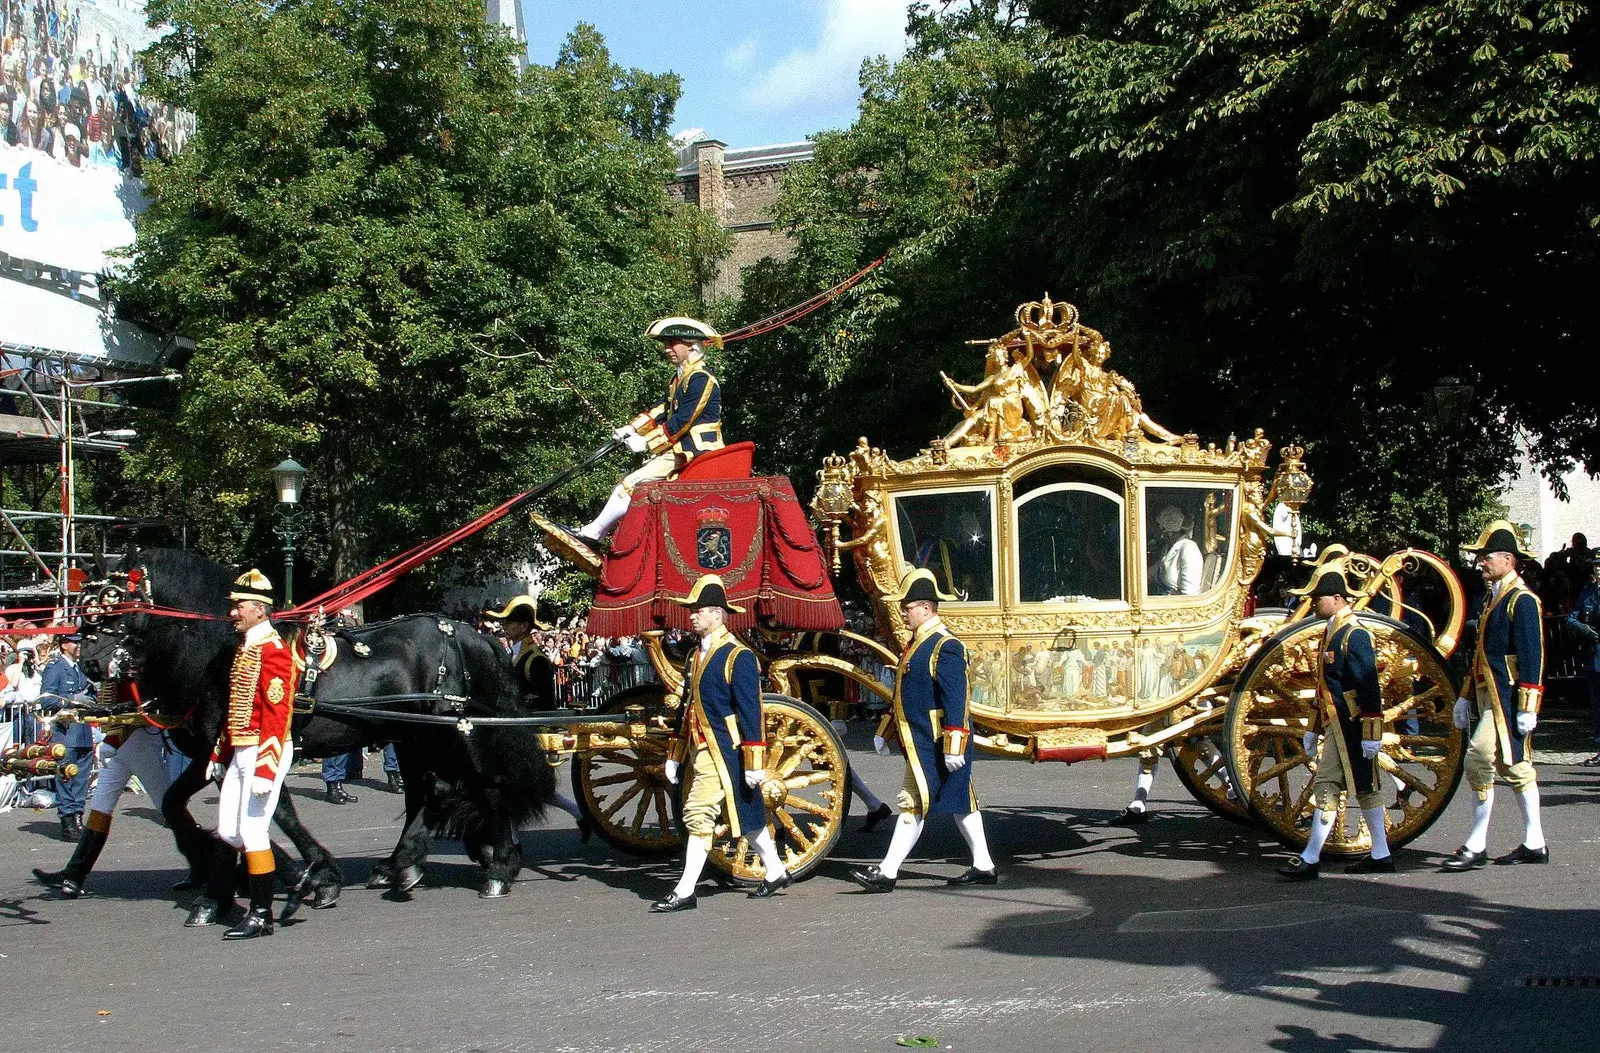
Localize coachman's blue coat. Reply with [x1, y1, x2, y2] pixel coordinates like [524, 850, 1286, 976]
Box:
[1318, 610, 1383, 796]
[894, 616, 976, 815]
[678, 627, 769, 837]
[1464, 573, 1544, 764]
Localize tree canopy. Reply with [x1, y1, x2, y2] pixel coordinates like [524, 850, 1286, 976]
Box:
[113, 1, 723, 593]
[726, 0, 1599, 555]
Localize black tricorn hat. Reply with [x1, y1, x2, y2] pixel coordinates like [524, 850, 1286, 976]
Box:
[675, 574, 746, 614]
[1289, 559, 1360, 600]
[886, 567, 956, 606]
[1462, 519, 1533, 560]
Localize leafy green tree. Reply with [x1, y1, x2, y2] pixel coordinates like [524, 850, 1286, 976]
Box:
[114, 2, 723, 592]
[729, 0, 1598, 557]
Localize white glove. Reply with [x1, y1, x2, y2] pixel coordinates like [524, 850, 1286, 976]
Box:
[744, 768, 767, 789]
[1302, 731, 1318, 756]
[943, 752, 966, 772]
[624, 430, 649, 454]
[872, 735, 890, 757]
[1452, 697, 1472, 729]
[250, 776, 274, 798]
[610, 425, 632, 442]
[663, 758, 679, 784]
[1517, 711, 1537, 735]
[1360, 739, 1382, 759]
[206, 761, 224, 783]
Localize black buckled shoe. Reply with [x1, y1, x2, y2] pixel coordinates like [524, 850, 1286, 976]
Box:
[184, 897, 229, 927]
[1108, 807, 1149, 826]
[1440, 846, 1488, 872]
[1344, 854, 1397, 874]
[649, 891, 697, 913]
[748, 872, 793, 899]
[1494, 844, 1549, 865]
[1277, 857, 1319, 881]
[860, 803, 893, 833]
[222, 906, 274, 940]
[947, 867, 998, 886]
[847, 865, 897, 893]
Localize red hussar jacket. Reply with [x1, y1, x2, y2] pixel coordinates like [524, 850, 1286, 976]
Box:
[211, 620, 294, 782]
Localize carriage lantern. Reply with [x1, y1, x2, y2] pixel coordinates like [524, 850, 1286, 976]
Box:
[811, 453, 856, 571]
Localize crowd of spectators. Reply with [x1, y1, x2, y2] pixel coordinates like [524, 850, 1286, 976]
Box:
[1, 0, 191, 173]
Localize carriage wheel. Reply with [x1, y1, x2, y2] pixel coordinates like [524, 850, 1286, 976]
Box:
[572, 685, 684, 858]
[707, 695, 849, 886]
[1224, 614, 1465, 857]
[1166, 691, 1251, 825]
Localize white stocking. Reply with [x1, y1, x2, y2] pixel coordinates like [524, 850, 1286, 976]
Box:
[1361, 807, 1391, 860]
[878, 813, 924, 878]
[1465, 789, 1493, 853]
[672, 836, 711, 898]
[1514, 788, 1545, 850]
[956, 811, 994, 872]
[850, 769, 885, 811]
[1129, 768, 1155, 811]
[582, 486, 633, 541]
[752, 828, 788, 878]
[1301, 808, 1336, 864]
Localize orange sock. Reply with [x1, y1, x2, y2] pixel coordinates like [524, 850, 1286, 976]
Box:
[245, 849, 275, 876]
[85, 810, 113, 834]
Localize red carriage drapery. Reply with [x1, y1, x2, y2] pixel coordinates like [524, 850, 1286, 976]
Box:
[585, 477, 844, 636]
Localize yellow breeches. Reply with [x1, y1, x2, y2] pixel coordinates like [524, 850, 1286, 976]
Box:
[681, 747, 726, 838]
[1311, 734, 1384, 813]
[621, 453, 679, 494]
[1465, 711, 1536, 796]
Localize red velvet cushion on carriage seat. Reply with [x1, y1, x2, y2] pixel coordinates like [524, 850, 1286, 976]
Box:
[676, 442, 755, 481]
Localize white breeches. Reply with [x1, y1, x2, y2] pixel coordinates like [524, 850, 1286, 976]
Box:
[89, 727, 171, 815]
[216, 744, 293, 852]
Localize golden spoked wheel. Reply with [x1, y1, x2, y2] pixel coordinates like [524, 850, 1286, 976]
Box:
[1166, 692, 1251, 824]
[1224, 615, 1465, 856]
[572, 685, 684, 858]
[708, 694, 849, 886]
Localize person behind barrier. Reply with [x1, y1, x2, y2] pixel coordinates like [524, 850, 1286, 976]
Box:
[40, 631, 95, 843]
[653, 575, 788, 912]
[184, 569, 294, 939]
[848, 568, 997, 893]
[1566, 555, 1600, 767]
[1276, 560, 1393, 880]
[1442, 521, 1550, 871]
[573, 317, 725, 546]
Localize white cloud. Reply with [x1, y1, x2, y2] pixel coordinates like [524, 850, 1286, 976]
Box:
[743, 0, 910, 115]
[724, 37, 759, 71]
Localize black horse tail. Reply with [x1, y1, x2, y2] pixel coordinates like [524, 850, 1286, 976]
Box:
[457, 629, 558, 830]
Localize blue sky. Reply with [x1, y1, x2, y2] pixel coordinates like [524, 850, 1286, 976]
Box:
[519, 0, 911, 147]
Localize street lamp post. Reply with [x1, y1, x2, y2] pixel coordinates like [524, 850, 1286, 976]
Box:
[1430, 377, 1475, 570]
[271, 459, 307, 605]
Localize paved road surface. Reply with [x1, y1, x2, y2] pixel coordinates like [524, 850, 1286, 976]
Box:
[3, 718, 1597, 1053]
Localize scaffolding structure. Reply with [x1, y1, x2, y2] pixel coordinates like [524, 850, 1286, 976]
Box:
[0, 340, 179, 609]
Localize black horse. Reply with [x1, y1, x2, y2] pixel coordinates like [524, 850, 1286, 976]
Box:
[77, 547, 557, 902]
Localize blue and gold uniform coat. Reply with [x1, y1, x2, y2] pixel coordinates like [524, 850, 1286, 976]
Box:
[633, 354, 724, 459]
[894, 615, 976, 815]
[1463, 572, 1544, 763]
[671, 625, 768, 837]
[1316, 608, 1384, 796]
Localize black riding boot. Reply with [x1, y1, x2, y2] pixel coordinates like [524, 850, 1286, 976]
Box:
[33, 823, 109, 897]
[385, 772, 403, 794]
[223, 870, 275, 940]
[185, 841, 239, 927]
[325, 782, 358, 805]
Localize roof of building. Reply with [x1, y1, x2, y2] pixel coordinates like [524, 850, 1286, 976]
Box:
[672, 131, 815, 178]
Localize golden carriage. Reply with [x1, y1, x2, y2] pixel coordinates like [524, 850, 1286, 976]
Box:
[541, 296, 1470, 882]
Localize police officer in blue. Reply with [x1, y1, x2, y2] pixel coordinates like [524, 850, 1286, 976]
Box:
[654, 574, 789, 912]
[849, 568, 996, 892]
[1443, 520, 1549, 870]
[576, 317, 726, 546]
[1567, 554, 1600, 767]
[1277, 559, 1393, 880]
[40, 633, 96, 843]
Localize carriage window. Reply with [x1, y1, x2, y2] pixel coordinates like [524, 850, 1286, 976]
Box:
[1014, 484, 1124, 602]
[892, 490, 995, 603]
[1145, 486, 1234, 597]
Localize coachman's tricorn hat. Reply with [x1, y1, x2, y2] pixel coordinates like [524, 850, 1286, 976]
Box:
[645, 316, 721, 346]
[1288, 558, 1361, 600]
[484, 594, 547, 629]
[886, 567, 956, 606]
[1462, 519, 1533, 560]
[228, 568, 275, 606]
[675, 574, 746, 614]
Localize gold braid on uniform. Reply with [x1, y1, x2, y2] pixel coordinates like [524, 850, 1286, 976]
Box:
[228, 643, 264, 739]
